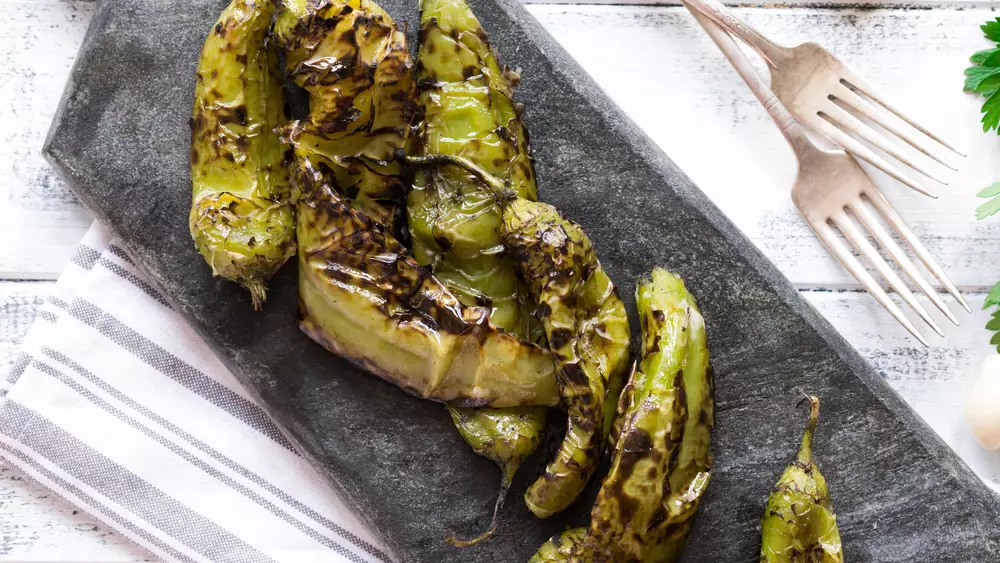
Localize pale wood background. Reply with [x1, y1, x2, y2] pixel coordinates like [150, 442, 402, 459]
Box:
[3, 0, 1000, 559]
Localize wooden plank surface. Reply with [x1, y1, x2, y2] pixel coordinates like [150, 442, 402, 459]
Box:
[0, 0, 95, 280]
[4, 0, 1000, 559]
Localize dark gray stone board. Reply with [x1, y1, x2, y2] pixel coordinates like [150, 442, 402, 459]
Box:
[43, 0, 1000, 560]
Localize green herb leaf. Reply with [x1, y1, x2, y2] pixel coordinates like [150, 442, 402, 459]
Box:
[965, 65, 1000, 92]
[977, 182, 1000, 198]
[976, 72, 1000, 94]
[965, 18, 1000, 133]
[983, 90, 1000, 133]
[976, 194, 1000, 221]
[985, 50, 1000, 67]
[990, 332, 1000, 346]
[984, 18, 1000, 41]
[984, 281, 1000, 310]
[972, 47, 1000, 65]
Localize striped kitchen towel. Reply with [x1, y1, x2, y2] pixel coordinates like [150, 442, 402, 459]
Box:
[0, 222, 392, 563]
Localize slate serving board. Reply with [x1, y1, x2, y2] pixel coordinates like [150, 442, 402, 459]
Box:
[43, 0, 1000, 560]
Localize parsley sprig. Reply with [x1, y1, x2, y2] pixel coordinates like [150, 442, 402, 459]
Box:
[964, 18, 1000, 132]
[984, 283, 1000, 351]
[967, 19, 1000, 351]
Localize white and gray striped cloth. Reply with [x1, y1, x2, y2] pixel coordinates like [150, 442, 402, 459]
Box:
[1, 222, 393, 563]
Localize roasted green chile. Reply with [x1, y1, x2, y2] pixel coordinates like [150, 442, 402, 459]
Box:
[409, 0, 540, 335]
[296, 156, 559, 407]
[190, 0, 294, 309]
[278, 0, 560, 407]
[584, 268, 713, 562]
[503, 199, 631, 519]
[445, 407, 543, 544]
[528, 528, 587, 563]
[275, 0, 415, 234]
[529, 268, 712, 563]
[760, 396, 843, 563]
[408, 0, 546, 542]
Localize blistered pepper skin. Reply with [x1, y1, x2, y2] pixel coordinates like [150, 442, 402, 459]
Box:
[278, 0, 560, 408]
[408, 0, 547, 543]
[190, 0, 294, 308]
[642, 269, 714, 562]
[409, 0, 540, 334]
[760, 397, 843, 563]
[580, 269, 713, 563]
[275, 0, 415, 235]
[529, 528, 587, 563]
[528, 268, 713, 563]
[503, 199, 631, 519]
[295, 156, 559, 408]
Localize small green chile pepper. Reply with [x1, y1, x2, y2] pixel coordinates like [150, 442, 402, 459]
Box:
[643, 269, 714, 562]
[503, 198, 632, 519]
[528, 268, 713, 563]
[189, 0, 294, 309]
[445, 407, 544, 545]
[408, 0, 547, 545]
[760, 396, 843, 563]
[584, 268, 712, 562]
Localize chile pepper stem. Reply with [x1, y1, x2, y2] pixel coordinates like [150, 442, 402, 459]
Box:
[445, 462, 517, 547]
[404, 154, 515, 202]
[796, 395, 820, 465]
[243, 279, 267, 311]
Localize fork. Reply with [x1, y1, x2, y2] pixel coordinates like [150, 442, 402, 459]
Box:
[685, 6, 970, 345]
[682, 0, 964, 199]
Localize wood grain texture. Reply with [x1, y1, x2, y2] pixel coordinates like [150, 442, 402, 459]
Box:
[5, 0, 1000, 560]
[1, 0, 95, 280]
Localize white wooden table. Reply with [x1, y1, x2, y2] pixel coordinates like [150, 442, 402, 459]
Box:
[3, 0, 999, 559]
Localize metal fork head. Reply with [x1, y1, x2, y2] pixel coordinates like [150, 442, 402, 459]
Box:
[684, 4, 967, 344]
[792, 146, 969, 345]
[772, 43, 964, 199]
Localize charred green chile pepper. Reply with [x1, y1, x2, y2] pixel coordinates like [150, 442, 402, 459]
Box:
[275, 0, 414, 234]
[503, 198, 632, 519]
[528, 528, 586, 563]
[583, 268, 712, 562]
[278, 0, 560, 407]
[190, 0, 294, 309]
[408, 0, 545, 543]
[445, 407, 544, 545]
[646, 269, 713, 561]
[760, 396, 843, 563]
[409, 0, 540, 336]
[295, 156, 559, 407]
[529, 268, 712, 563]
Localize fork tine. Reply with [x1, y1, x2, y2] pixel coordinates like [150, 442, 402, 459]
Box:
[862, 189, 971, 313]
[810, 220, 929, 346]
[838, 73, 966, 158]
[831, 211, 944, 336]
[811, 118, 939, 198]
[832, 83, 960, 171]
[819, 104, 950, 185]
[848, 200, 958, 326]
